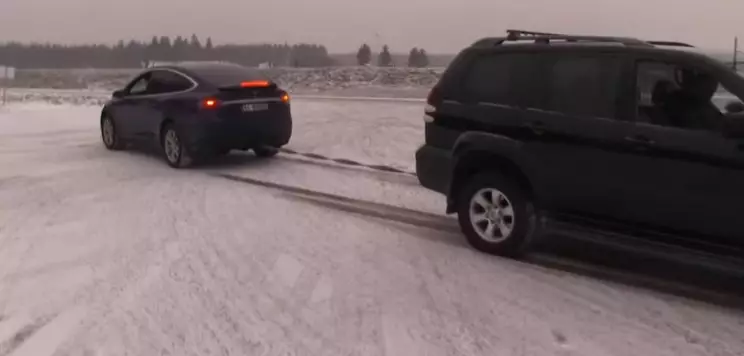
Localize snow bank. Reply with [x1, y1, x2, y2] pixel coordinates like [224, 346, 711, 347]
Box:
[11, 67, 443, 96]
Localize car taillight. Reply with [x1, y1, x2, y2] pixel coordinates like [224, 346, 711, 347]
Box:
[240, 80, 270, 88]
[279, 91, 290, 104]
[201, 97, 221, 109]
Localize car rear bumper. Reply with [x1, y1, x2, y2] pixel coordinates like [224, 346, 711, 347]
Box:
[187, 104, 292, 152]
[415, 144, 452, 195]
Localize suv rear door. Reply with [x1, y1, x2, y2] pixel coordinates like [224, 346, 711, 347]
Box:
[520, 50, 639, 220]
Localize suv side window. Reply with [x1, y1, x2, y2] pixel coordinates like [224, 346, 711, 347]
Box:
[635, 61, 734, 131]
[149, 70, 193, 94]
[547, 56, 621, 119]
[461, 53, 533, 107]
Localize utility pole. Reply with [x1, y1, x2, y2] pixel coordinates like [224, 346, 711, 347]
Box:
[734, 37, 739, 71]
[1, 66, 8, 106]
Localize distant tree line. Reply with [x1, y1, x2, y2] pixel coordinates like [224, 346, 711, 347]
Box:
[0, 34, 334, 69]
[356, 44, 430, 67]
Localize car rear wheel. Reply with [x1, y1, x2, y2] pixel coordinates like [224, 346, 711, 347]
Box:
[161, 124, 193, 168]
[254, 146, 279, 158]
[456, 172, 538, 258]
[101, 115, 125, 150]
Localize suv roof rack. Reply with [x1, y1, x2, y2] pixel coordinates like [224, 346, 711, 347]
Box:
[645, 41, 695, 48]
[472, 29, 695, 49]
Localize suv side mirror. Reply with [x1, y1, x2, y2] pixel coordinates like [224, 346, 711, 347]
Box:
[112, 89, 127, 99]
[723, 115, 744, 138]
[725, 101, 744, 114]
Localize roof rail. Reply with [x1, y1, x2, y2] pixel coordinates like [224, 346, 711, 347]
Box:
[472, 30, 698, 51]
[646, 41, 695, 48]
[508, 29, 652, 46]
[473, 29, 656, 48]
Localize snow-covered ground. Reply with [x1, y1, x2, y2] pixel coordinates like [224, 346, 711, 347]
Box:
[1, 100, 744, 356]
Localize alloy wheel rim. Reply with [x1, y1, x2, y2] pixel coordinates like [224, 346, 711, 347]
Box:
[102, 119, 115, 146]
[469, 188, 515, 243]
[164, 130, 180, 163]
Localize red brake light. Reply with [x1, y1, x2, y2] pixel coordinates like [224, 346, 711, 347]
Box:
[201, 98, 221, 109]
[240, 80, 270, 88]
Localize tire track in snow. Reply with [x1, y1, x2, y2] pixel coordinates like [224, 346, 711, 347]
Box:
[214, 173, 458, 233]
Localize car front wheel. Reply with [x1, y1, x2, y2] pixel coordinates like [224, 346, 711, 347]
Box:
[456, 172, 538, 258]
[101, 115, 125, 150]
[161, 124, 193, 168]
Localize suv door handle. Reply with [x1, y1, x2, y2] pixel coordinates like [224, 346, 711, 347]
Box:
[624, 135, 655, 145]
[523, 121, 546, 133]
[524, 121, 545, 128]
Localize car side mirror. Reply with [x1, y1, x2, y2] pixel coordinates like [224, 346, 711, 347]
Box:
[112, 89, 127, 99]
[725, 101, 744, 114]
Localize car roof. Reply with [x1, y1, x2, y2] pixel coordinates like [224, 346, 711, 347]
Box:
[148, 62, 243, 74]
[146, 62, 269, 84]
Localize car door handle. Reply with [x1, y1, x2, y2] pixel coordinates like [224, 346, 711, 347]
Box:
[624, 135, 655, 145]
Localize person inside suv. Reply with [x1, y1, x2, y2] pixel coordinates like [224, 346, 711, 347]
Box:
[664, 69, 723, 131]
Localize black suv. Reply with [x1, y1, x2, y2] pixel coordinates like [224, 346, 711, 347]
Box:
[416, 29, 744, 264]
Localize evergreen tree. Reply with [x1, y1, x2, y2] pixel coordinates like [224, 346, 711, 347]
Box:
[418, 48, 430, 67]
[356, 43, 372, 65]
[377, 45, 393, 67]
[407, 47, 419, 67]
[189, 34, 202, 49]
[407, 47, 430, 67]
[0, 36, 331, 68]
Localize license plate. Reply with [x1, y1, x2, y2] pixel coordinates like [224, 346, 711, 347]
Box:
[241, 103, 269, 112]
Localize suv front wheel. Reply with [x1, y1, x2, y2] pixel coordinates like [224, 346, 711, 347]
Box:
[456, 172, 538, 258]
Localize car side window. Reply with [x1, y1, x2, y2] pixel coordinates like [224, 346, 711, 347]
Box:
[149, 70, 193, 94]
[461, 53, 533, 107]
[127, 74, 150, 95]
[547, 56, 621, 119]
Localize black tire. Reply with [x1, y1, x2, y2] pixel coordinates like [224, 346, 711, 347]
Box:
[101, 115, 125, 150]
[456, 172, 539, 258]
[253, 146, 279, 158]
[161, 124, 193, 168]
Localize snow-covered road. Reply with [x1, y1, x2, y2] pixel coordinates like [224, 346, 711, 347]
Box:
[0, 100, 743, 356]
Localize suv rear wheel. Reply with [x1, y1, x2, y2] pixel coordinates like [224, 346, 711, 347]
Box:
[456, 172, 538, 257]
[254, 146, 279, 158]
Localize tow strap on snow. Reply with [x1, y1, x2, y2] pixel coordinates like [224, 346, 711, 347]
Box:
[277, 147, 416, 177]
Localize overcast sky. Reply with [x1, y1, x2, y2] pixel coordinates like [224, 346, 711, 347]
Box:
[0, 0, 741, 54]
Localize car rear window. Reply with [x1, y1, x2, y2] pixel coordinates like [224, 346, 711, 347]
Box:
[194, 65, 270, 87]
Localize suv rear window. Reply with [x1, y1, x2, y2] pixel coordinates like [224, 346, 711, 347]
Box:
[461, 53, 533, 106]
[547, 56, 622, 118]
